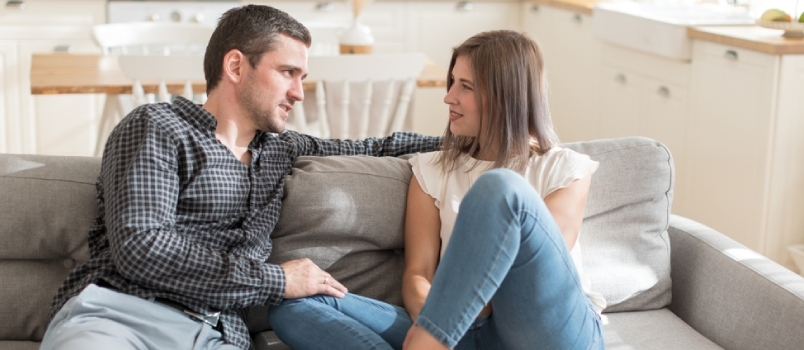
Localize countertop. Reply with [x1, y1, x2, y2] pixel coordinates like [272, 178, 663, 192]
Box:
[688, 26, 804, 55]
[532, 0, 804, 54]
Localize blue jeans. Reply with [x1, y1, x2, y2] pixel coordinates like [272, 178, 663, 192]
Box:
[269, 169, 604, 350]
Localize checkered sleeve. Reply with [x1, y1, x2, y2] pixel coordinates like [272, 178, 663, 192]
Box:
[284, 131, 442, 157]
[101, 107, 285, 310]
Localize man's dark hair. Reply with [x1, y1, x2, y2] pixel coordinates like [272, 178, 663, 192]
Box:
[204, 5, 312, 93]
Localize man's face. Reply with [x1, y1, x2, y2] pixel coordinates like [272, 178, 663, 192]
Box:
[240, 34, 308, 133]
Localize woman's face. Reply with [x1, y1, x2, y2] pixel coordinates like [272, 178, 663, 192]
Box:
[444, 55, 482, 138]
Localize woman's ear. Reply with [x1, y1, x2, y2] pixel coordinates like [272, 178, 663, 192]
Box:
[222, 49, 246, 84]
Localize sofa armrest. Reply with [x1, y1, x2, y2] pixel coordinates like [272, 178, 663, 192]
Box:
[668, 215, 804, 350]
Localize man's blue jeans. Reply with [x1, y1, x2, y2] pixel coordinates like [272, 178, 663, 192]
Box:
[268, 169, 604, 350]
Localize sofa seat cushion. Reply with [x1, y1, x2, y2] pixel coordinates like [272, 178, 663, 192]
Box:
[603, 309, 721, 350]
[251, 308, 721, 350]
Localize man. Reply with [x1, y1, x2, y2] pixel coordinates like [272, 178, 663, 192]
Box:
[40, 5, 440, 350]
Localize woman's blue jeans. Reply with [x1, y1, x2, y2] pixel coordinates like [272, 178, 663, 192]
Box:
[268, 169, 604, 350]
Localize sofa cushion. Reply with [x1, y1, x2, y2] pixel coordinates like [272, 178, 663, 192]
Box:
[0, 155, 99, 341]
[262, 136, 673, 327]
[267, 155, 412, 304]
[566, 137, 673, 312]
[603, 309, 721, 349]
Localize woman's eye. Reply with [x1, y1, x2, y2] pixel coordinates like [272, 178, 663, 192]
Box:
[463, 84, 473, 91]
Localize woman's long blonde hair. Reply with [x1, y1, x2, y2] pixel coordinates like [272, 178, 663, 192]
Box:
[435, 30, 559, 173]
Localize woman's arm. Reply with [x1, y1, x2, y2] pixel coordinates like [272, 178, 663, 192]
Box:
[543, 171, 593, 250]
[402, 176, 442, 322]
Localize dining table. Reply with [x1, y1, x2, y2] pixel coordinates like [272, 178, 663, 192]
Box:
[30, 53, 448, 95]
[30, 53, 448, 155]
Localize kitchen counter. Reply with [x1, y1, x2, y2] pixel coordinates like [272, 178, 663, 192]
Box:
[688, 25, 804, 55]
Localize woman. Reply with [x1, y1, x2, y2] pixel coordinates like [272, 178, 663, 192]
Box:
[268, 30, 605, 350]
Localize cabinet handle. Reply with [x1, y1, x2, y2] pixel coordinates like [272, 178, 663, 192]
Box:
[573, 13, 583, 23]
[315, 2, 334, 12]
[657, 86, 670, 97]
[724, 50, 739, 61]
[5, 0, 25, 9]
[530, 4, 540, 12]
[456, 1, 474, 11]
[615, 73, 626, 84]
[53, 45, 74, 53]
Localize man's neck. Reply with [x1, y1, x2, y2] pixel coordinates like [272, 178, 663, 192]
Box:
[203, 94, 256, 165]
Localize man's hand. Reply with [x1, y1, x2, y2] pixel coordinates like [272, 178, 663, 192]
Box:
[281, 258, 347, 299]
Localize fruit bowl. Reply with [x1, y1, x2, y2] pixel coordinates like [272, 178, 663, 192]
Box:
[757, 20, 804, 38]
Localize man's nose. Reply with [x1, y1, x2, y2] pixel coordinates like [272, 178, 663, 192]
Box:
[289, 78, 304, 102]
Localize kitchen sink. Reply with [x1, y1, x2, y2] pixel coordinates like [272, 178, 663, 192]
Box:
[592, 2, 755, 61]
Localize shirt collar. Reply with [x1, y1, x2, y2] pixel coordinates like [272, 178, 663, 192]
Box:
[173, 96, 217, 132]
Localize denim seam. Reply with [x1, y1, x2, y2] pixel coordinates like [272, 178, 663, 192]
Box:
[306, 298, 388, 350]
[415, 315, 458, 347]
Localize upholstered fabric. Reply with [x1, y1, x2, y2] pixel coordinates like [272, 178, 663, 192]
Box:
[267, 155, 412, 307]
[603, 309, 721, 349]
[566, 137, 673, 312]
[669, 215, 804, 350]
[0, 155, 98, 342]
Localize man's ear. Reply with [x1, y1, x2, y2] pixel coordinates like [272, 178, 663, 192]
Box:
[223, 49, 246, 84]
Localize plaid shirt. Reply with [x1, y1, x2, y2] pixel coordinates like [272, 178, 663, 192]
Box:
[50, 96, 441, 349]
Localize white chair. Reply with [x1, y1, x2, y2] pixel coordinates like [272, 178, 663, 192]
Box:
[117, 54, 206, 107]
[292, 53, 427, 139]
[91, 22, 214, 156]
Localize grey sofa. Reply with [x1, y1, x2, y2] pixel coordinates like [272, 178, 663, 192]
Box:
[2, 137, 804, 350]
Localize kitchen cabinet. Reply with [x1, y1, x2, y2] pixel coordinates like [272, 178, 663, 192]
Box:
[595, 44, 692, 216]
[686, 40, 804, 269]
[0, 0, 105, 155]
[407, 1, 520, 68]
[521, 2, 600, 143]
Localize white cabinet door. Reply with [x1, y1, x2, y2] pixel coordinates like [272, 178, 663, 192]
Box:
[765, 55, 804, 271]
[596, 44, 692, 216]
[687, 41, 778, 254]
[0, 41, 19, 154]
[521, 3, 600, 143]
[409, 1, 521, 68]
[597, 65, 641, 138]
[0, 0, 105, 155]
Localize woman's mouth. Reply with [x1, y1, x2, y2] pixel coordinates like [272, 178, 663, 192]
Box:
[449, 110, 463, 121]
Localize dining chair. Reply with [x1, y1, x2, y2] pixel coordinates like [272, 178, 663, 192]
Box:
[91, 22, 214, 156]
[117, 54, 206, 107]
[293, 53, 427, 139]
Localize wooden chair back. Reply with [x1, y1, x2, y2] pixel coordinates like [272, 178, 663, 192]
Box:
[294, 53, 427, 139]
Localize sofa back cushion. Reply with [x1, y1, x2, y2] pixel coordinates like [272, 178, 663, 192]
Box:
[0, 155, 99, 341]
[566, 137, 673, 312]
[268, 137, 673, 316]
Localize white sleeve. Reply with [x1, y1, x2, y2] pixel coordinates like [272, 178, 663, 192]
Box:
[408, 152, 444, 209]
[539, 148, 599, 197]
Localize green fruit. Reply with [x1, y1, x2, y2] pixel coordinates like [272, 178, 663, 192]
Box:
[799, 11, 804, 22]
[760, 8, 791, 22]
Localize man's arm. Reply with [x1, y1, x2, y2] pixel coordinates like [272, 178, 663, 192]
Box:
[102, 111, 285, 310]
[285, 130, 442, 157]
